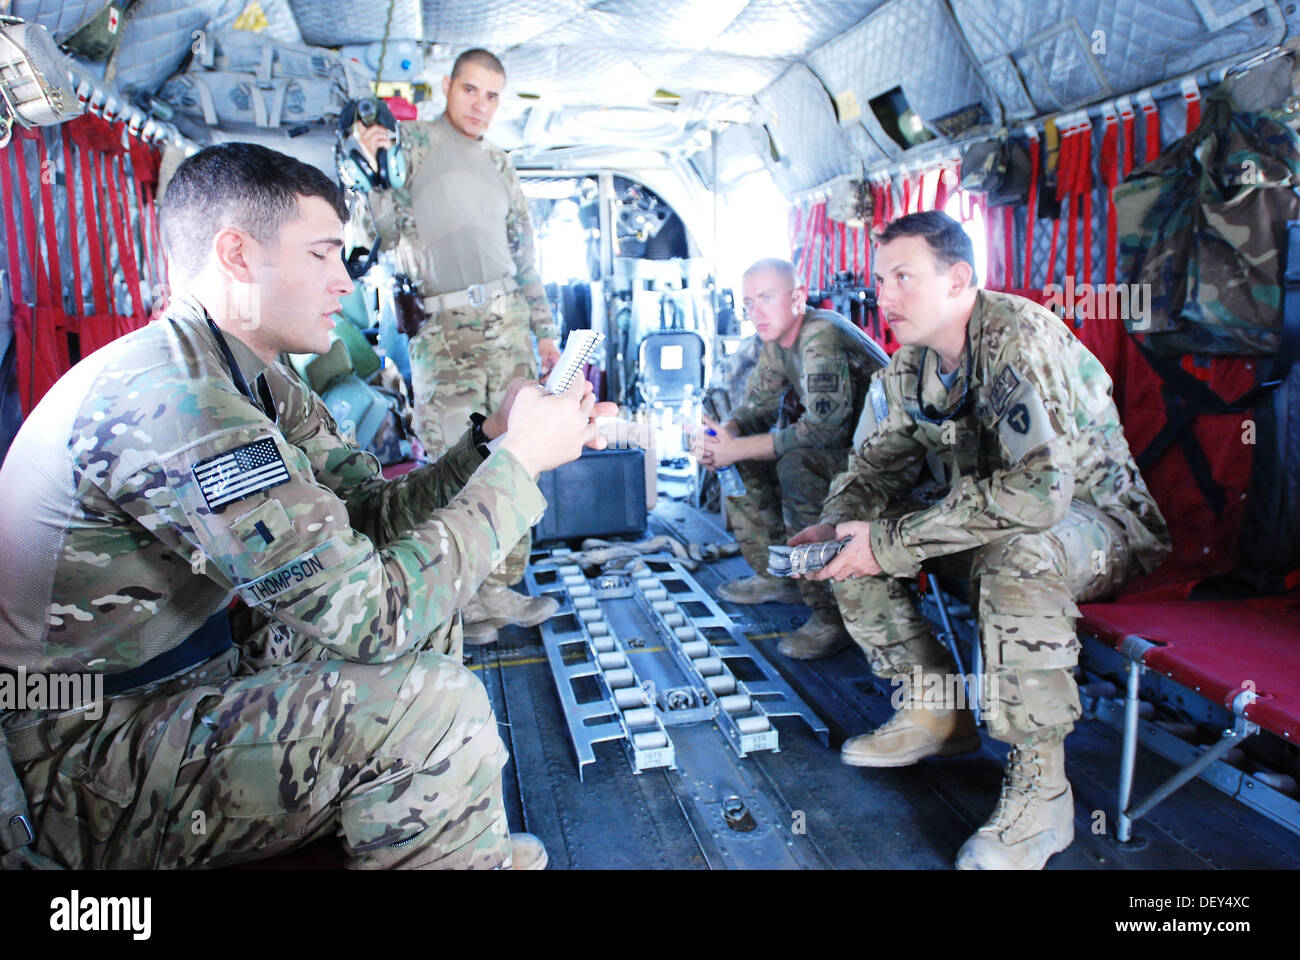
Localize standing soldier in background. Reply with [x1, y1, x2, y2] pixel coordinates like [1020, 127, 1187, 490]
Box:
[791, 212, 1170, 869]
[357, 48, 561, 645]
[694, 258, 887, 661]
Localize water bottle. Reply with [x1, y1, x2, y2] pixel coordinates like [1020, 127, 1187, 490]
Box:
[717, 463, 746, 498]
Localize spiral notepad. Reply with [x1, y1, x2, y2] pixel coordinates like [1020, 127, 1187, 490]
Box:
[544, 330, 604, 394]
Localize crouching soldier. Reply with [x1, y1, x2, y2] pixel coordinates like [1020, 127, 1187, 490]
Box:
[792, 212, 1170, 869]
[694, 258, 887, 660]
[0, 143, 612, 870]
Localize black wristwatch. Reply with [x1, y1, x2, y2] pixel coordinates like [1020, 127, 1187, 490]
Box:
[469, 412, 492, 458]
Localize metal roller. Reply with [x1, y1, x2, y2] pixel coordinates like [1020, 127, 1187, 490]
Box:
[593, 637, 615, 653]
[572, 596, 598, 609]
[614, 687, 646, 709]
[680, 640, 709, 659]
[587, 622, 609, 637]
[568, 583, 593, 597]
[642, 587, 668, 601]
[674, 626, 696, 640]
[597, 651, 626, 669]
[634, 577, 657, 589]
[662, 612, 685, 627]
[563, 576, 586, 588]
[605, 668, 634, 688]
[557, 565, 582, 576]
[577, 606, 604, 622]
[632, 731, 668, 750]
[718, 694, 752, 714]
[705, 675, 736, 696]
[694, 656, 723, 676]
[623, 707, 656, 727]
[734, 716, 770, 734]
[652, 600, 676, 613]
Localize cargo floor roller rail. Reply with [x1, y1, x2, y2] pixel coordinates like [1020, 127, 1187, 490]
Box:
[524, 548, 830, 780]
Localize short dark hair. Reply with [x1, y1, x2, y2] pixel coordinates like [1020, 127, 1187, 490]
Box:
[875, 210, 978, 287]
[451, 47, 505, 81]
[160, 142, 349, 282]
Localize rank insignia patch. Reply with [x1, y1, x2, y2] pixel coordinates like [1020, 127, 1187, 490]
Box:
[192, 437, 290, 511]
[807, 372, 840, 393]
[990, 366, 1021, 415]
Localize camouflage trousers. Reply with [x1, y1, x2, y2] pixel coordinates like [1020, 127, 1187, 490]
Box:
[409, 292, 536, 587]
[732, 446, 846, 618]
[831, 500, 1132, 745]
[9, 643, 514, 869]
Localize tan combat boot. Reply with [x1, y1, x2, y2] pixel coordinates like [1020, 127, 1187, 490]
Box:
[955, 740, 1074, 870]
[508, 833, 548, 870]
[462, 619, 500, 647]
[717, 574, 802, 605]
[778, 612, 853, 660]
[841, 675, 981, 767]
[466, 584, 559, 629]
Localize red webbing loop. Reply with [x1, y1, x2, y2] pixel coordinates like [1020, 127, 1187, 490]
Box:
[1100, 108, 1120, 287]
[1024, 130, 1040, 290]
[93, 152, 117, 317]
[1142, 96, 1160, 163]
[0, 145, 23, 305]
[34, 133, 66, 317]
[1120, 99, 1136, 177]
[1077, 117, 1094, 289]
[1002, 206, 1015, 289]
[838, 220, 846, 274]
[109, 147, 146, 320]
[1048, 120, 1075, 287]
[13, 131, 52, 307]
[1183, 79, 1201, 133]
[61, 132, 86, 319]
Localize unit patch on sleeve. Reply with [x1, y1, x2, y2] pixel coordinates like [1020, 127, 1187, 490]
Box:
[989, 365, 1021, 416]
[192, 437, 291, 511]
[807, 371, 840, 393]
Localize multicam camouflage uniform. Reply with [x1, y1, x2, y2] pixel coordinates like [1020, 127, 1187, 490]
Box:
[371, 113, 558, 587]
[0, 295, 547, 868]
[823, 290, 1171, 744]
[725, 309, 886, 618]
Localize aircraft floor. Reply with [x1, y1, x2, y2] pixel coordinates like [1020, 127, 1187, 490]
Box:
[473, 497, 1300, 870]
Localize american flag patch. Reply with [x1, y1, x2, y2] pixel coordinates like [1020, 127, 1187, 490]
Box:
[192, 438, 290, 511]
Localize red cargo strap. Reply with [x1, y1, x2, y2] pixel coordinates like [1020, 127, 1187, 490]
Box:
[1002, 206, 1015, 289]
[1047, 118, 1075, 287]
[61, 133, 86, 319]
[1182, 77, 1201, 133]
[77, 137, 109, 317]
[108, 146, 146, 320]
[1077, 114, 1094, 290]
[838, 220, 847, 274]
[0, 144, 24, 308]
[1140, 92, 1160, 163]
[1023, 128, 1039, 291]
[1119, 96, 1136, 177]
[1100, 103, 1121, 287]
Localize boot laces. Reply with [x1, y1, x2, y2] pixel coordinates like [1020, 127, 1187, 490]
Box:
[985, 744, 1044, 833]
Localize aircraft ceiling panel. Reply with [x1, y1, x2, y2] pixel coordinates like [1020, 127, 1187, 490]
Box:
[625, 51, 789, 98]
[289, 0, 424, 46]
[419, 0, 590, 48]
[808, 0, 1000, 160]
[710, 0, 887, 59]
[543, 0, 751, 52]
[951, 0, 1286, 113]
[755, 64, 856, 194]
[504, 44, 658, 106]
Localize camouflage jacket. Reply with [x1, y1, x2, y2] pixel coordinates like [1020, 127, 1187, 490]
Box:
[371, 113, 557, 341]
[727, 308, 886, 458]
[0, 295, 546, 676]
[821, 290, 1171, 578]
